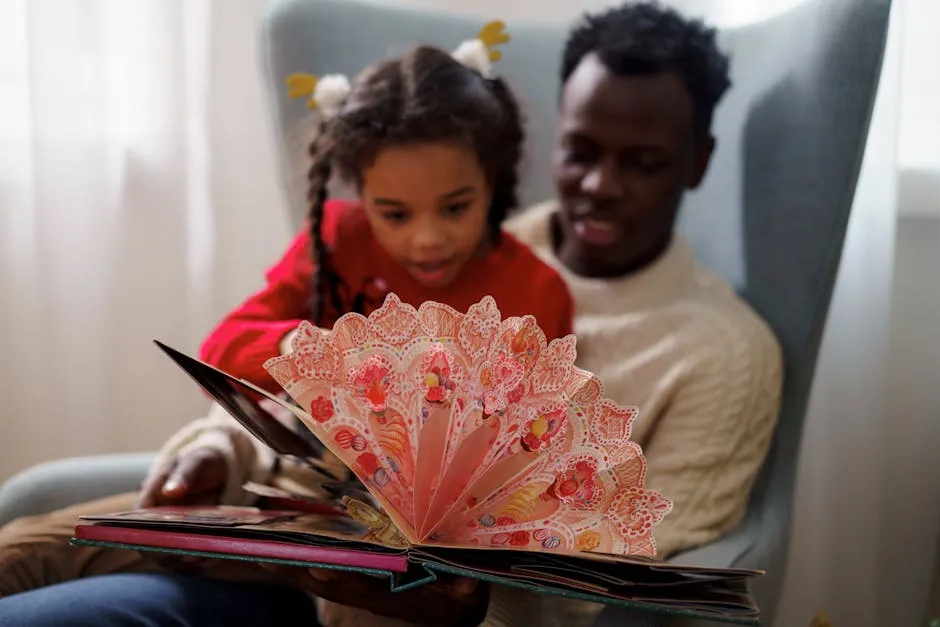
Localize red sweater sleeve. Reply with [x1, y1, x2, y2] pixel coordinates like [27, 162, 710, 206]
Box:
[556, 286, 575, 339]
[545, 275, 575, 341]
[199, 230, 313, 392]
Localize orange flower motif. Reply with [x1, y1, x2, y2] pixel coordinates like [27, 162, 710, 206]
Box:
[575, 530, 601, 552]
[508, 323, 541, 366]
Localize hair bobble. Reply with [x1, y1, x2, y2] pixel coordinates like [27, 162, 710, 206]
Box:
[285, 72, 351, 118]
[286, 20, 509, 116]
[451, 20, 511, 78]
[452, 39, 492, 77]
[312, 74, 351, 118]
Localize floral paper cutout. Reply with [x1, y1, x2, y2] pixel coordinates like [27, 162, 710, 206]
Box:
[264, 294, 671, 556]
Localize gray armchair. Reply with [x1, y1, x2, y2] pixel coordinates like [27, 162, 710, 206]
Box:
[0, 0, 891, 625]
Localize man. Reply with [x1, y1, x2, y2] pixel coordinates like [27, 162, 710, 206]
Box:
[509, 1, 782, 563]
[0, 3, 780, 626]
[504, 4, 782, 624]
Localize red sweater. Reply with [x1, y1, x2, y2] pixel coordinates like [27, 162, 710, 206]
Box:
[200, 201, 574, 392]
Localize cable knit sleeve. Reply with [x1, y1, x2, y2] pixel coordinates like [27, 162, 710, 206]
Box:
[144, 327, 312, 505]
[146, 402, 277, 506]
[640, 310, 783, 558]
[532, 308, 783, 627]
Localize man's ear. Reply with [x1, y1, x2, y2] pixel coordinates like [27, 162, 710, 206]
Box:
[689, 134, 716, 189]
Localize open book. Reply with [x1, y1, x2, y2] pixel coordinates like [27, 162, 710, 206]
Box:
[72, 295, 762, 624]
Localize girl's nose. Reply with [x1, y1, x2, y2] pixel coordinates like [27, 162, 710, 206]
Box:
[411, 219, 447, 251]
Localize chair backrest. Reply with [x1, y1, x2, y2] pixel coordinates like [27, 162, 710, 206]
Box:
[676, 1, 891, 621]
[260, 0, 891, 621]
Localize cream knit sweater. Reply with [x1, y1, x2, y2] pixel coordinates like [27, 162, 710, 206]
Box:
[146, 201, 782, 627]
[508, 202, 783, 558]
[509, 202, 783, 627]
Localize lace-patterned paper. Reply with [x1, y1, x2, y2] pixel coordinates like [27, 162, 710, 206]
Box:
[263, 294, 671, 556]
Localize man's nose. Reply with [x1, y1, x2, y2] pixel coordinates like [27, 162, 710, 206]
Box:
[581, 157, 623, 200]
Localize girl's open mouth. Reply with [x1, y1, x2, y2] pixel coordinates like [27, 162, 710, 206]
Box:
[410, 259, 455, 285]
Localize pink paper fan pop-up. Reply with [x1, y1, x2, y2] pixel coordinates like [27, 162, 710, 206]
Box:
[263, 294, 671, 557]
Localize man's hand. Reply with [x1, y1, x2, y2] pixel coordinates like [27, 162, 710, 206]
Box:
[273, 566, 488, 627]
[136, 447, 228, 508]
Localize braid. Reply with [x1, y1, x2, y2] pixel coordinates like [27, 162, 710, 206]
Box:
[483, 76, 524, 241]
[306, 124, 337, 325]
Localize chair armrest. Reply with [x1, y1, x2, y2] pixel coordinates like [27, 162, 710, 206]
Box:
[667, 508, 764, 569]
[0, 453, 156, 525]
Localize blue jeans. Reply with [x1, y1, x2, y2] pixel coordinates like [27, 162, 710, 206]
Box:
[0, 572, 319, 627]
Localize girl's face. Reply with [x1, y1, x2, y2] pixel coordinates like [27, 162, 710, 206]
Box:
[360, 142, 492, 288]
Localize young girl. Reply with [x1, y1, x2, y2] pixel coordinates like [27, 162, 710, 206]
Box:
[199, 39, 573, 394]
[0, 26, 570, 627]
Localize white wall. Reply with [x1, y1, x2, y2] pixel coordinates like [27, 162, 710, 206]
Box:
[881, 214, 940, 626]
[882, 1, 940, 624]
[895, 0, 940, 220]
[897, 0, 940, 219]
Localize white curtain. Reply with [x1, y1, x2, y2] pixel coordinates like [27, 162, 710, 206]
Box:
[0, 0, 290, 481]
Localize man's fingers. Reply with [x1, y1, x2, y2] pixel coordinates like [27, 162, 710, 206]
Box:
[136, 463, 175, 508]
[160, 462, 192, 499]
[163, 449, 225, 499]
[136, 449, 228, 510]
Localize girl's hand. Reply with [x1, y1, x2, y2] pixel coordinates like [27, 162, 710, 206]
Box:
[136, 446, 228, 508]
[270, 566, 488, 627]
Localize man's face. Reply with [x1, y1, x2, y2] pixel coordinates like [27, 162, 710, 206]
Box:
[553, 54, 713, 277]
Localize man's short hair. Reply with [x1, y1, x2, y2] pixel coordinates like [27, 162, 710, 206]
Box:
[561, 1, 731, 136]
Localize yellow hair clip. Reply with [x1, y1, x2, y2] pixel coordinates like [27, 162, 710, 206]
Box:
[452, 20, 511, 77]
[290, 22, 510, 110]
[476, 20, 511, 62]
[286, 72, 351, 117]
[286, 73, 319, 110]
